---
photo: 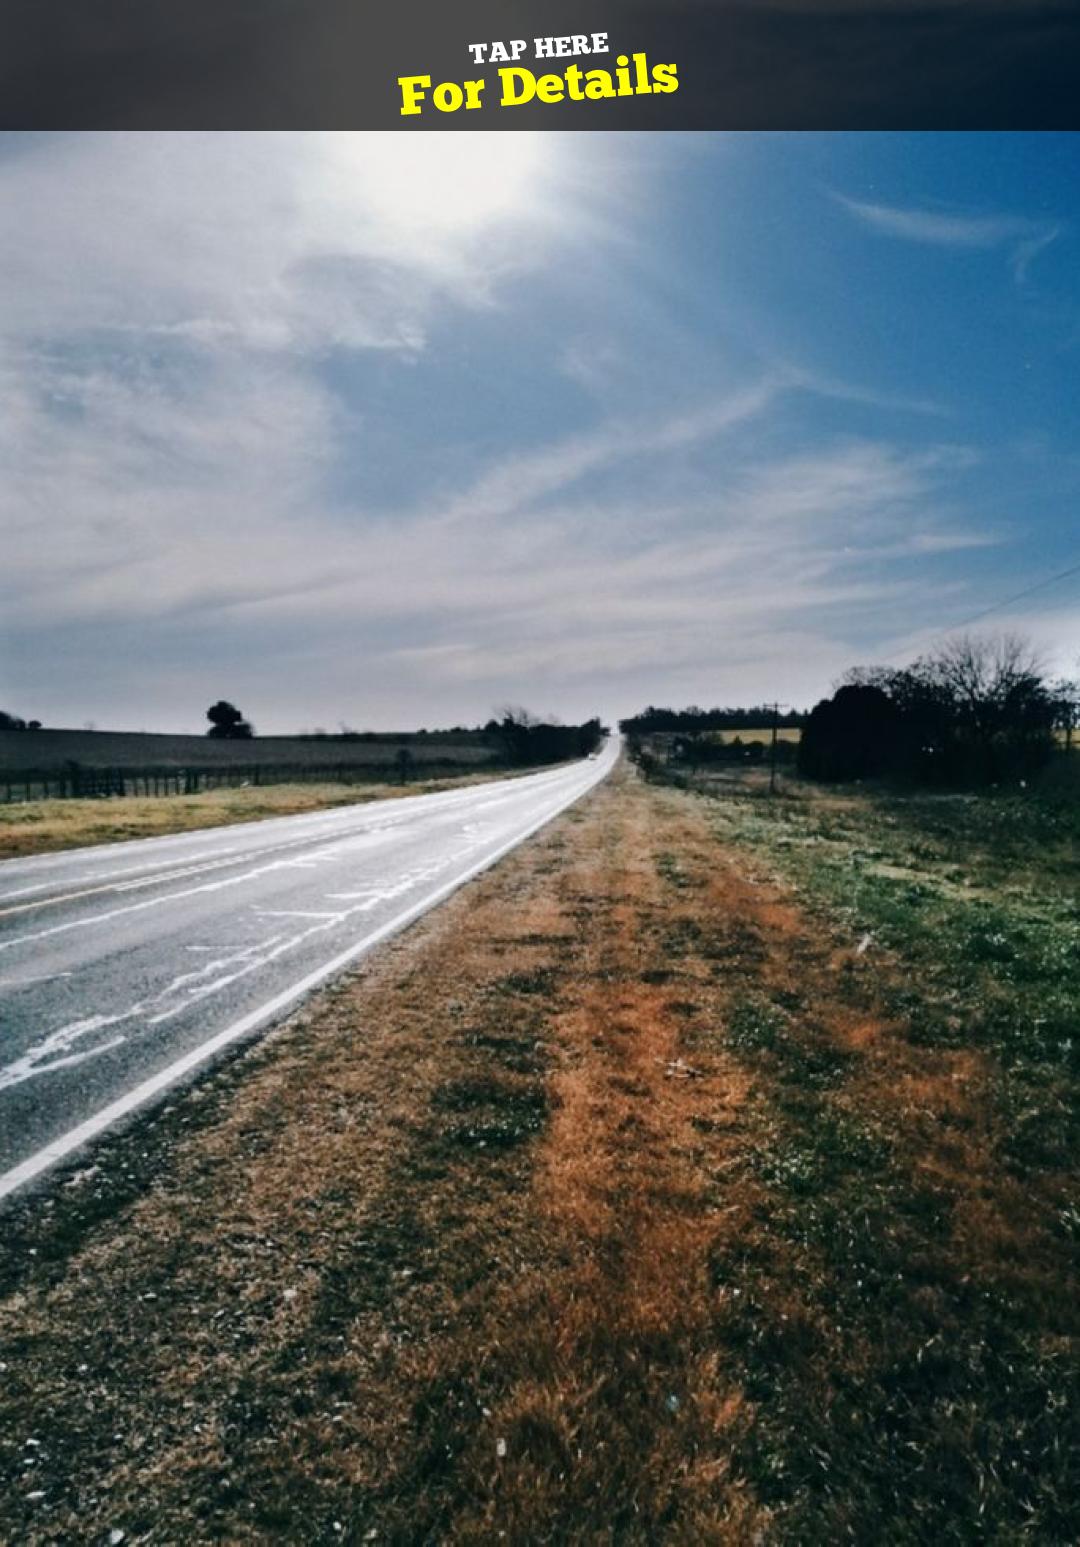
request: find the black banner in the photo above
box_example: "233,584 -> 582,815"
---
3,0 -> 1080,129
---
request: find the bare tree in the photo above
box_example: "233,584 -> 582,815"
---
809,633 -> 1057,786
916,634 -> 1045,732
1051,675 -> 1080,754
493,704 -> 540,730
908,633 -> 1055,780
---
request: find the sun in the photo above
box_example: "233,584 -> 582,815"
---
322,132 -> 556,240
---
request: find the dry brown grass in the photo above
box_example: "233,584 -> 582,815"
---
0,770 -> 520,860
1,765 -> 1076,1542
713,728 -> 801,745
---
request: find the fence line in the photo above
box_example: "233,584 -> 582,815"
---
0,760 -> 499,805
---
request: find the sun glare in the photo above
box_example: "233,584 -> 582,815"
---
325,132 -> 554,239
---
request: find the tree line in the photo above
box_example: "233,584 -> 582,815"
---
201,702 -> 608,766
484,708 -> 608,766
798,635 -> 1078,786
622,635 -> 1078,791
619,705 -> 806,735
1,701 -> 610,772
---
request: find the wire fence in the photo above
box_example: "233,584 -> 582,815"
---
0,760 -> 493,805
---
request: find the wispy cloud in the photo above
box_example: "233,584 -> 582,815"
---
434,380 -> 782,527
1011,229 -> 1060,283
0,134 -> 573,356
833,193 -> 1059,281
3,134 -> 1074,732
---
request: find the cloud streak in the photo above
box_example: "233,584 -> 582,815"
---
834,192 -> 1059,280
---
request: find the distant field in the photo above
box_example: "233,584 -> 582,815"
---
0,728 -> 498,773
711,726 -> 802,744
637,727 -> 802,747
714,727 -> 1077,748
0,728 -> 503,804
655,727 -> 1078,750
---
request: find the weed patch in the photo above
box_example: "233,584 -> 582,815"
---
725,993 -> 789,1054
495,967 -> 556,997
433,1075 -> 550,1151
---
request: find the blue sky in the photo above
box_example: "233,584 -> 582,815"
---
1,131 -> 1078,732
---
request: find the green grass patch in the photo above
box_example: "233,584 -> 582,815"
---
706,784 -> 1080,1148
679,778 -> 1080,1539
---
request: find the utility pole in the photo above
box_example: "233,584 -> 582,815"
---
769,702 -> 780,795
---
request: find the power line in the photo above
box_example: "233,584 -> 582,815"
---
949,553 -> 1080,632
861,548 -> 1080,675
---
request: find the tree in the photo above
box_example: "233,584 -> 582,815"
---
494,704 -> 540,730
488,706 -> 605,767
0,711 -> 27,731
912,634 -> 1054,782
803,634 -> 1056,787
487,706 -> 536,765
573,716 -> 602,757
916,634 -> 1042,732
1051,676 -> 1080,754
798,684 -> 900,782
206,700 -> 254,739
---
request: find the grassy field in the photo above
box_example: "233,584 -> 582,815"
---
691,774 -> 1080,1539
0,765 -> 1076,1541
0,770 -> 521,861
714,727 -> 1080,748
0,727 -> 497,773
711,726 -> 802,744
642,727 -> 802,748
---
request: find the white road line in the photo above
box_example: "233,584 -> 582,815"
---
0,843 -> 369,952
0,764 -> 572,895
254,909 -> 345,920
0,820 -> 410,912
0,971 -> 75,989
0,758 -> 612,1202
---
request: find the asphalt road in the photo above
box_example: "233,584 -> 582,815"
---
0,743 -> 618,1200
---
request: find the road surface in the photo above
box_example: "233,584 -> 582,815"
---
0,743 -> 618,1200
